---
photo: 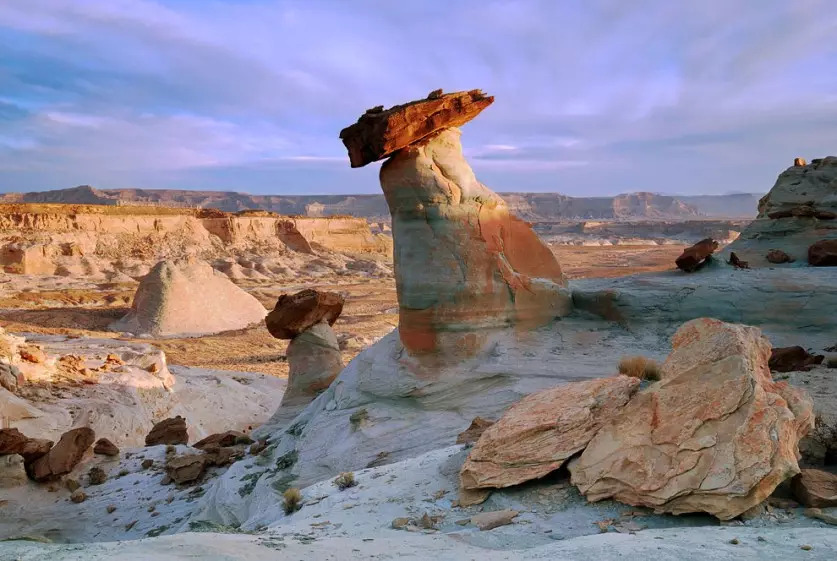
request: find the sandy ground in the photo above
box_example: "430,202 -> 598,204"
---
0,246 -> 682,378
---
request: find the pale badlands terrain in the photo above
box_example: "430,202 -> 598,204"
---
1,94 -> 836,561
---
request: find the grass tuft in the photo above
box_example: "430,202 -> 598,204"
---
618,356 -> 661,381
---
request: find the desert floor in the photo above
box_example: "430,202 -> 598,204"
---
0,245 -> 685,377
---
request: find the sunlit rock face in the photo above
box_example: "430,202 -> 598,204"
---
380,128 -> 571,361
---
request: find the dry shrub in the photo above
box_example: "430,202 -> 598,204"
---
283,487 -> 302,514
333,472 -> 356,490
618,356 -> 661,381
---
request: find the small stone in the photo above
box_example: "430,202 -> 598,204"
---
65,478 -> 80,492
147,505 -> 156,512
106,505 -> 116,513
70,489 -> 86,503
801,544 -> 813,551
729,538 -> 740,545
125,520 -> 137,531
471,510 -> 519,531
391,517 -> 411,530
88,466 -> 107,485
141,459 -> 154,469
93,438 -> 120,457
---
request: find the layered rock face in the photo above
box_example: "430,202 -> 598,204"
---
724,157 -> 837,266
109,258 -> 267,337
379,128 -> 571,358
569,318 -> 814,520
460,376 -> 640,490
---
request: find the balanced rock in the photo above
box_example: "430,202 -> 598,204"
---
379,127 -> 572,358
766,249 -> 794,264
675,238 -> 718,272
265,289 -> 344,340
769,346 -> 824,373
460,376 -> 640,490
339,89 -> 494,167
93,438 -> 120,456
792,469 -> 837,508
145,416 -> 188,446
109,257 -> 267,337
570,318 -> 814,520
725,156 -> 837,266
28,427 -> 95,482
809,239 -> 837,267
0,454 -> 27,488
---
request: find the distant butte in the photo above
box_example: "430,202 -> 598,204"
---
339,89 -> 494,167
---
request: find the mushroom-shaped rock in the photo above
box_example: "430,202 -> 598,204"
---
109,257 -> 267,337
339,89 -> 494,167
28,427 -> 95,482
379,127 -> 572,359
265,289 -> 345,340
569,318 -> 814,520
145,416 -> 188,446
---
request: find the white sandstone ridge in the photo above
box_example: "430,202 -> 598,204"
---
109,258 -> 267,337
0,329 -> 286,447
724,156 -> 837,266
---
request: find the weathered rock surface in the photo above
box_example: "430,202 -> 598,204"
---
272,322 -> 344,426
766,248 -> 794,264
456,417 -> 495,445
570,318 -> 814,520
380,128 -> 571,359
675,238 -> 718,272
145,416 -> 189,447
470,509 -> 519,531
109,258 -> 267,337
809,239 -> 837,266
339,89 -> 494,167
265,289 -> 344,340
0,454 -> 27,488
786,368 -> 837,466
725,156 -> 837,267
93,438 -> 120,456
0,428 -> 29,455
792,469 -> 837,508
28,427 -> 95,482
769,346 -> 825,372
0,363 -> 23,393
193,431 -> 251,452
166,453 -> 211,485
460,376 -> 640,490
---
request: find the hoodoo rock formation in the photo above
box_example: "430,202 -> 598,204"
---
725,156 -> 837,266
109,257 -> 267,337
342,90 -> 571,360
263,289 -> 345,424
569,318 -> 814,520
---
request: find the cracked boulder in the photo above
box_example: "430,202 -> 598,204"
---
570,318 -> 814,520
379,127 -> 572,360
28,427 -> 95,482
460,376 -> 640,490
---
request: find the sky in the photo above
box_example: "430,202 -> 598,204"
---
1,0 -> 836,197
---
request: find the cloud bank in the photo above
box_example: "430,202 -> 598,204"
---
1,0 -> 835,195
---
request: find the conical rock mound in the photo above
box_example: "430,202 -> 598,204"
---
109,258 -> 266,337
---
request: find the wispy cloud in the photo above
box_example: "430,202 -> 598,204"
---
0,0 -> 836,195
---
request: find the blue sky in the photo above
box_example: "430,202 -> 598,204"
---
1,0 -> 836,196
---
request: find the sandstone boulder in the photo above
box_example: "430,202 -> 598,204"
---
19,438 -> 53,464
792,469 -> 837,508
675,238 -> 718,272
145,416 -> 188,447
339,89 -> 494,167
166,453 -> 211,485
109,257 -> 267,337
769,346 -> 824,373
193,431 -> 251,452
0,454 -> 27,488
461,376 -> 640,490
809,239 -> 837,267
265,289 -> 344,340
93,438 -> 120,456
795,157 -> 807,167
0,427 -> 29,454
766,249 -> 794,264
28,427 -> 95,482
379,128 -> 571,359
0,363 -> 23,393
570,318 -> 814,520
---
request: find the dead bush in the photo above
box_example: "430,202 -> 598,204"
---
618,356 -> 661,381
333,472 -> 356,490
283,487 -> 302,514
